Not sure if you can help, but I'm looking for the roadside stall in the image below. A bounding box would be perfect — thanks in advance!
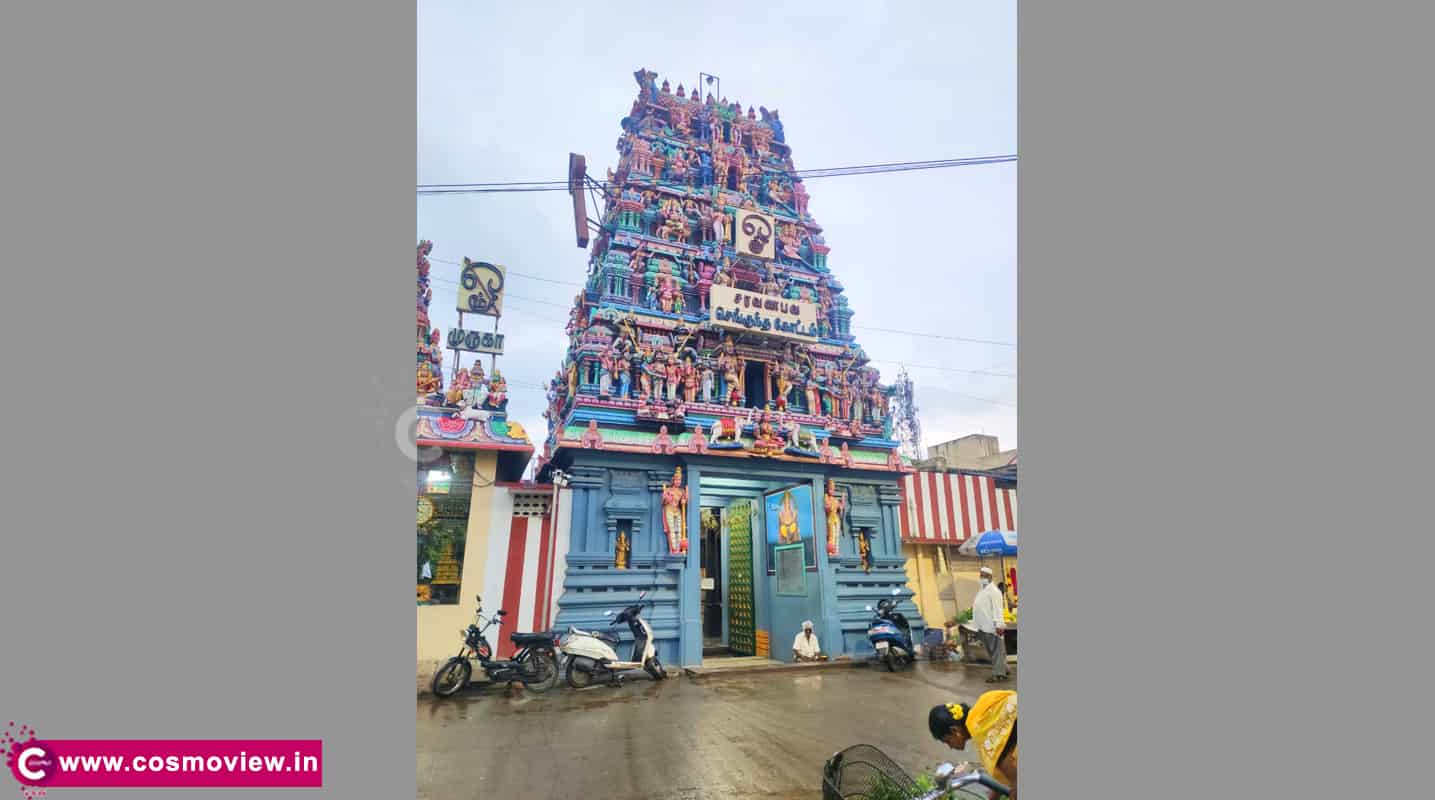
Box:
[954,530,1017,664]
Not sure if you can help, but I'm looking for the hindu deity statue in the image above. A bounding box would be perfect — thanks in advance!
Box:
[823,479,845,557]
[700,364,715,403]
[661,467,689,555]
[598,347,615,396]
[682,358,699,403]
[485,370,509,411]
[615,530,630,570]
[752,408,784,455]
[619,352,635,398]
[657,275,679,313]
[848,373,865,425]
[802,364,821,414]
[445,363,473,406]
[774,362,795,412]
[777,489,800,543]
[416,362,441,399]
[466,362,487,407]
[637,349,654,401]
[857,530,872,573]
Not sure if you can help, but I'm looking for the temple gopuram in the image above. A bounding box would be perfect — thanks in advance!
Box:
[537,69,920,668]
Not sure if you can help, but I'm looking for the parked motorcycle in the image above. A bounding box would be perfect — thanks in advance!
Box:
[430,595,561,697]
[559,590,668,687]
[866,588,916,672]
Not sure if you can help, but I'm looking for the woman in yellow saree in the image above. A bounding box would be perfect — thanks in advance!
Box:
[927,691,1017,798]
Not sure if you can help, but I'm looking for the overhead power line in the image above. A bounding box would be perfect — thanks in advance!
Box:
[417,154,1015,194]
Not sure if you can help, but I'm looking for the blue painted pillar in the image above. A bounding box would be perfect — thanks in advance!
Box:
[811,475,842,658]
[681,464,703,666]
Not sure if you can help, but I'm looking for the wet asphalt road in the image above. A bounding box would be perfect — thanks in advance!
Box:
[417,660,1015,800]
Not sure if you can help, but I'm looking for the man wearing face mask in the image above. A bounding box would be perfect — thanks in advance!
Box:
[971,566,1009,683]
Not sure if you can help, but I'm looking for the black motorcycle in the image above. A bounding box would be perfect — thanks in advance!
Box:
[430,595,561,697]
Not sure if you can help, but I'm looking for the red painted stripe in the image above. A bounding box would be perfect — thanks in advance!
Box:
[898,477,913,540]
[956,473,973,541]
[925,472,942,540]
[498,517,528,659]
[533,508,553,633]
[986,477,1001,531]
[941,474,959,542]
[1002,488,1015,531]
[913,472,930,540]
[972,476,987,534]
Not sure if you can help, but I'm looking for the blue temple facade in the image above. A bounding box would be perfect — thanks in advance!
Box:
[538,69,920,667]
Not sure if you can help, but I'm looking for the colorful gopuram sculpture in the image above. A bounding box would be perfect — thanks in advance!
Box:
[540,68,907,476]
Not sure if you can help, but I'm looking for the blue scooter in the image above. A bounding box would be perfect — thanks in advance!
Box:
[865,588,915,672]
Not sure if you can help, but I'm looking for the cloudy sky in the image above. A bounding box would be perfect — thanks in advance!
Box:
[418,1,1016,459]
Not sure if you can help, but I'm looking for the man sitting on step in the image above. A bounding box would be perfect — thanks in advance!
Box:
[792,620,827,662]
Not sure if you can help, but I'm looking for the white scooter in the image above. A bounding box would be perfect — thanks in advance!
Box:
[560,590,668,687]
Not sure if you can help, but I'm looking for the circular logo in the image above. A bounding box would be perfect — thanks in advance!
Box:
[10,741,57,786]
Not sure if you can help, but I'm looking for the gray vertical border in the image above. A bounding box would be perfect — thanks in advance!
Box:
[1023,1,1430,797]
[0,2,414,798]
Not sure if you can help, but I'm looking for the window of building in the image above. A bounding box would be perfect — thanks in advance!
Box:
[417,452,475,606]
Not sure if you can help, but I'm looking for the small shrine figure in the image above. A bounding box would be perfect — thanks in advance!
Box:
[689,423,709,454]
[682,358,699,403]
[618,353,634,398]
[752,408,784,455]
[661,467,689,555]
[840,441,854,469]
[700,365,715,403]
[444,363,473,407]
[823,479,845,557]
[857,529,872,573]
[581,419,603,449]
[484,371,509,412]
[598,348,615,397]
[615,530,630,570]
[653,424,677,455]
[416,362,441,399]
[792,180,810,216]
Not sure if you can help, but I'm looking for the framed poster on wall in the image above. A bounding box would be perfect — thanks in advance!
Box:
[765,484,817,574]
[774,544,806,595]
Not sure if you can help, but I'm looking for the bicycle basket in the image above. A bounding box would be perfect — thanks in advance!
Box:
[821,744,919,800]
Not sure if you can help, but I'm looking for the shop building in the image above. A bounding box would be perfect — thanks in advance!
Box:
[414,240,561,681]
[536,69,919,668]
[899,466,1018,628]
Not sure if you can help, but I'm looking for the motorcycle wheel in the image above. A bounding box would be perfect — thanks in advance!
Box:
[521,650,560,693]
[431,657,472,697]
[644,656,667,681]
[884,649,898,673]
[565,658,596,689]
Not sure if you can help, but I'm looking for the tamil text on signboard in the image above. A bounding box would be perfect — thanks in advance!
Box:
[457,259,505,317]
[710,284,819,342]
[447,327,505,356]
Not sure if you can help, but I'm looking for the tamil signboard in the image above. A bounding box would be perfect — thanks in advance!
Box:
[733,209,775,260]
[710,284,819,342]
[447,327,505,356]
[457,258,505,317]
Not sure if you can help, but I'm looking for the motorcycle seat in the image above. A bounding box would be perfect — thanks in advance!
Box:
[593,631,621,647]
[509,631,555,646]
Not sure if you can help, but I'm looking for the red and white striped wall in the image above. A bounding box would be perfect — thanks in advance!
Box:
[479,484,574,657]
[898,471,1017,542]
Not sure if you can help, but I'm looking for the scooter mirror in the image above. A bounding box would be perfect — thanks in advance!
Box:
[864,605,873,612]
[604,610,615,617]
[891,588,901,596]
[638,591,647,600]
